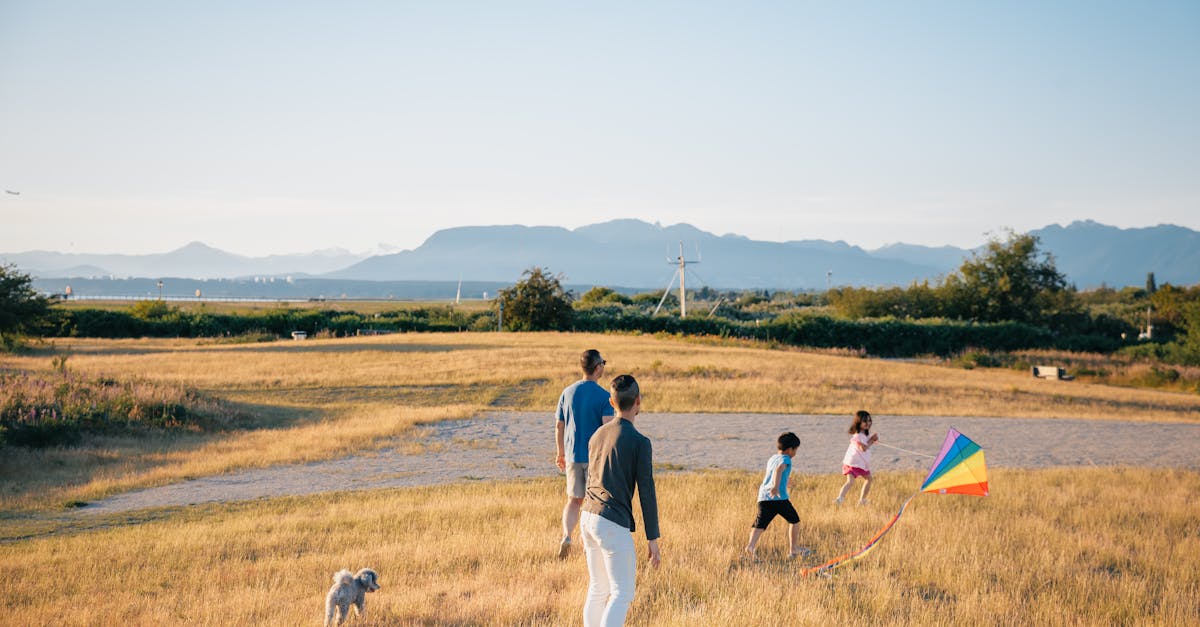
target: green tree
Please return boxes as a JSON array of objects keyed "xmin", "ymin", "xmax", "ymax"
[
  {"xmin": 940, "ymin": 231, "xmax": 1074, "ymax": 324},
  {"xmin": 735, "ymin": 291, "xmax": 768, "ymax": 307},
  {"xmin": 1146, "ymin": 272, "xmax": 1157, "ymax": 295},
  {"xmin": 1179, "ymin": 301, "xmax": 1200, "ymax": 364},
  {"xmin": 0, "ymin": 265, "xmax": 55, "ymax": 347},
  {"xmin": 630, "ymin": 290, "xmax": 679, "ymax": 312},
  {"xmin": 579, "ymin": 286, "xmax": 631, "ymax": 305},
  {"xmin": 1150, "ymin": 284, "xmax": 1187, "ymax": 327},
  {"xmin": 495, "ymin": 267, "xmax": 574, "ymax": 331},
  {"xmin": 828, "ymin": 282, "xmax": 943, "ymax": 319},
  {"xmin": 130, "ymin": 299, "xmax": 176, "ymax": 320}
]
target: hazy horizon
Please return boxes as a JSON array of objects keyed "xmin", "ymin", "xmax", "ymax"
[
  {"xmin": 3, "ymin": 2, "xmax": 1197, "ymax": 256},
  {"xmin": 4, "ymin": 217, "xmax": 1194, "ymax": 259}
]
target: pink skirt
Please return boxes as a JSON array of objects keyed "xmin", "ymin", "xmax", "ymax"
[{"xmin": 842, "ymin": 464, "xmax": 871, "ymax": 478}]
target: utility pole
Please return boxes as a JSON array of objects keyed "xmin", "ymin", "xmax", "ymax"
[
  {"xmin": 157, "ymin": 280, "xmax": 164, "ymax": 301},
  {"xmin": 653, "ymin": 241, "xmax": 701, "ymax": 318},
  {"xmin": 673, "ymin": 241, "xmax": 699, "ymax": 317},
  {"xmin": 498, "ymin": 299, "xmax": 504, "ymax": 332},
  {"xmin": 678, "ymin": 242, "xmax": 687, "ymax": 317}
]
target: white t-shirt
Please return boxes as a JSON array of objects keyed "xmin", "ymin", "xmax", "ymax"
[{"xmin": 842, "ymin": 432, "xmax": 872, "ymax": 470}]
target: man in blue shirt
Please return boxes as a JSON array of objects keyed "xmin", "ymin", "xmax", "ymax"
[{"xmin": 555, "ymin": 349, "xmax": 613, "ymax": 558}]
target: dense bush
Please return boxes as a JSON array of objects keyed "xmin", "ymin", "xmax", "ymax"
[
  {"xmin": 570, "ymin": 308, "xmax": 1073, "ymax": 357},
  {"xmin": 43, "ymin": 277, "xmax": 1164, "ymax": 362},
  {"xmin": 48, "ymin": 302, "xmax": 1137, "ymax": 358},
  {"xmin": 57, "ymin": 306, "xmax": 488, "ymax": 339},
  {"xmin": 828, "ymin": 282, "xmax": 944, "ymax": 319},
  {"xmin": 578, "ymin": 286, "xmax": 632, "ymax": 305}
]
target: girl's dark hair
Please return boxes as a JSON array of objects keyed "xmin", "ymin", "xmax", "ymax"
[
  {"xmin": 777, "ymin": 431, "xmax": 800, "ymax": 451},
  {"xmin": 848, "ymin": 410, "xmax": 872, "ymax": 435}
]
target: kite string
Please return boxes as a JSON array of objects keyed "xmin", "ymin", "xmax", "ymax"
[{"xmin": 873, "ymin": 441, "xmax": 936, "ymax": 458}]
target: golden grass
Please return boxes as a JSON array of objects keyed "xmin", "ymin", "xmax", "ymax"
[
  {"xmin": 20, "ymin": 332, "xmax": 1200, "ymax": 420},
  {"xmin": 3, "ymin": 332, "xmax": 1198, "ymax": 512},
  {"xmin": 3, "ymin": 334, "xmax": 1198, "ymax": 623},
  {"xmin": 2, "ymin": 468, "xmax": 1197, "ymax": 625}
]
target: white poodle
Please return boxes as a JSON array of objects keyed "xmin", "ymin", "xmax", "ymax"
[{"xmin": 324, "ymin": 568, "xmax": 381, "ymax": 626}]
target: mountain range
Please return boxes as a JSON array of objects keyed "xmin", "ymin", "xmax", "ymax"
[
  {"xmin": 7, "ymin": 220, "xmax": 1199, "ymax": 293},
  {"xmin": 4, "ymin": 242, "xmax": 368, "ymax": 280}
]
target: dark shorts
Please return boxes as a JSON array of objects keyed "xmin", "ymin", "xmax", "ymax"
[{"xmin": 752, "ymin": 499, "xmax": 799, "ymax": 529}]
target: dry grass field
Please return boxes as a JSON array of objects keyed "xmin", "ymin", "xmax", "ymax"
[
  {"xmin": 3, "ymin": 332, "xmax": 1199, "ymax": 513},
  {"xmin": 13, "ymin": 333, "xmax": 1200, "ymax": 420},
  {"xmin": 2, "ymin": 469, "xmax": 1197, "ymax": 625},
  {"xmin": 2, "ymin": 332, "xmax": 1199, "ymax": 625}
]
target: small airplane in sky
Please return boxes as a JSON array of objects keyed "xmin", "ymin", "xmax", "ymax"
[{"xmin": 4, "ymin": 190, "xmax": 19, "ymax": 195}]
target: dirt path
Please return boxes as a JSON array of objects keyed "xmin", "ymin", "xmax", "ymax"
[{"xmin": 79, "ymin": 412, "xmax": 1200, "ymax": 516}]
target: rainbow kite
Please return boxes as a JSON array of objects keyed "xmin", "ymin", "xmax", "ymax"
[
  {"xmin": 921, "ymin": 428, "xmax": 989, "ymax": 497},
  {"xmin": 801, "ymin": 428, "xmax": 988, "ymax": 577}
]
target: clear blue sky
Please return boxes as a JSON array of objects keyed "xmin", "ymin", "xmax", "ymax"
[{"xmin": 2, "ymin": 1, "xmax": 1197, "ymax": 255}]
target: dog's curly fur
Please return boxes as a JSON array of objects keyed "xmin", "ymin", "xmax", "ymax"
[{"xmin": 324, "ymin": 568, "xmax": 381, "ymax": 626}]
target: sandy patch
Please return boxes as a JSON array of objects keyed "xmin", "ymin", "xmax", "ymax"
[{"xmin": 79, "ymin": 412, "xmax": 1200, "ymax": 516}]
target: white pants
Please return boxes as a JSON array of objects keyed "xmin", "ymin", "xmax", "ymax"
[{"xmin": 580, "ymin": 511, "xmax": 636, "ymax": 627}]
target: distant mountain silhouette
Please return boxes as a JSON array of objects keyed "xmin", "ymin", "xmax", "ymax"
[
  {"xmin": 1028, "ymin": 221, "xmax": 1200, "ymax": 288},
  {"xmin": 7, "ymin": 219, "xmax": 1199, "ymax": 290},
  {"xmin": 2, "ymin": 242, "xmax": 365, "ymax": 279},
  {"xmin": 863, "ymin": 221, "xmax": 1200, "ymax": 288},
  {"xmin": 329, "ymin": 220, "xmax": 943, "ymax": 289},
  {"xmin": 867, "ymin": 243, "xmax": 973, "ymax": 275},
  {"xmin": 334, "ymin": 219, "xmax": 1200, "ymax": 289}
]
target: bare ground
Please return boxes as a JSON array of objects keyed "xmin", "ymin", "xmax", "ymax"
[{"xmin": 78, "ymin": 412, "xmax": 1200, "ymax": 516}]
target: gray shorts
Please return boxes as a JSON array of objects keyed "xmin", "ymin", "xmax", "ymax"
[{"xmin": 565, "ymin": 462, "xmax": 588, "ymax": 499}]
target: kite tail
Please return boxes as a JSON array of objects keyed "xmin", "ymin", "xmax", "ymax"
[{"xmin": 800, "ymin": 491, "xmax": 920, "ymax": 577}]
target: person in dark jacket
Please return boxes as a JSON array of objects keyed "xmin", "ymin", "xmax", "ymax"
[{"xmin": 579, "ymin": 374, "xmax": 660, "ymax": 627}]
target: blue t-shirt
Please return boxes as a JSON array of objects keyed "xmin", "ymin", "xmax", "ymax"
[
  {"xmin": 757, "ymin": 453, "xmax": 792, "ymax": 501},
  {"xmin": 556, "ymin": 379, "xmax": 615, "ymax": 463}
]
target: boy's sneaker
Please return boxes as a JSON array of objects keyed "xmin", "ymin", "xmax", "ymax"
[
  {"xmin": 833, "ymin": 497, "xmax": 844, "ymax": 506},
  {"xmin": 858, "ymin": 499, "xmax": 869, "ymax": 506},
  {"xmin": 557, "ymin": 537, "xmax": 571, "ymax": 559}
]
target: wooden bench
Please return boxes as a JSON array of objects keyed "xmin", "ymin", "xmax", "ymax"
[
  {"xmin": 1032, "ymin": 365, "xmax": 1072, "ymax": 380},
  {"xmin": 355, "ymin": 329, "xmax": 395, "ymax": 336}
]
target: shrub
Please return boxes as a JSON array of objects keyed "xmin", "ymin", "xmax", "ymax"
[
  {"xmin": 129, "ymin": 300, "xmax": 176, "ymax": 320},
  {"xmin": 579, "ymin": 286, "xmax": 631, "ymax": 305},
  {"xmin": 0, "ymin": 369, "xmax": 250, "ymax": 448}
]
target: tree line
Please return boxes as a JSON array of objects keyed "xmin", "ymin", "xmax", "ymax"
[{"xmin": 3, "ymin": 231, "xmax": 1199, "ymax": 363}]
